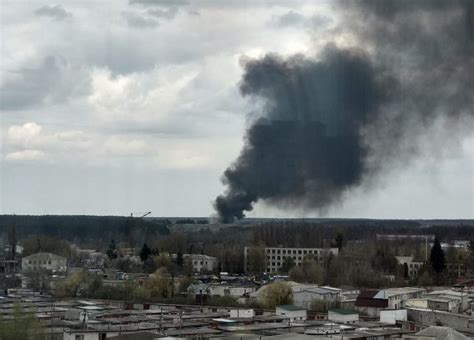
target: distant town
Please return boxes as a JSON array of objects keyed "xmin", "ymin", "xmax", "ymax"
[{"xmin": 0, "ymin": 215, "xmax": 473, "ymax": 339}]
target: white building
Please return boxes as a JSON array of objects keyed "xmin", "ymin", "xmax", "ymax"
[
  {"xmin": 244, "ymin": 246, "xmax": 338, "ymax": 273},
  {"xmin": 276, "ymin": 305, "xmax": 307, "ymax": 321},
  {"xmin": 328, "ymin": 309, "xmax": 359, "ymax": 324},
  {"xmin": 380, "ymin": 309, "xmax": 407, "ymax": 324},
  {"xmin": 395, "ymin": 256, "xmax": 425, "ymax": 278},
  {"xmin": 22, "ymin": 252, "xmax": 67, "ymax": 273},
  {"xmin": 293, "ymin": 286, "xmax": 342, "ymax": 309},
  {"xmin": 184, "ymin": 254, "xmax": 217, "ymax": 273},
  {"xmin": 230, "ymin": 308, "xmax": 255, "ymax": 319}
]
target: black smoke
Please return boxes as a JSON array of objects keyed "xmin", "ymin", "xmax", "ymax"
[{"xmin": 215, "ymin": 0, "xmax": 474, "ymax": 223}]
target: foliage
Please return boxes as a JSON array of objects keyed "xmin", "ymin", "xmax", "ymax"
[
  {"xmin": 289, "ymin": 255, "xmax": 323, "ymax": 284},
  {"xmin": 144, "ymin": 269, "xmax": 174, "ymax": 298},
  {"xmin": 0, "ymin": 215, "xmax": 170, "ymax": 248},
  {"xmin": 334, "ymin": 231, "xmax": 344, "ymax": 251},
  {"xmin": 261, "ymin": 282, "xmax": 293, "ymax": 309},
  {"xmin": 139, "ymin": 243, "xmax": 152, "ymax": 262},
  {"xmin": 0, "ymin": 302, "xmax": 44, "ymax": 339},
  {"xmin": 279, "ymin": 256, "xmax": 295, "ymax": 274},
  {"xmin": 106, "ymin": 239, "xmax": 118, "ymax": 260},
  {"xmin": 54, "ymin": 270, "xmax": 102, "ymax": 298},
  {"xmin": 246, "ymin": 246, "xmax": 266, "ymax": 274},
  {"xmin": 22, "ymin": 235, "xmax": 73, "ymax": 258},
  {"xmin": 430, "ymin": 237, "xmax": 446, "ymax": 274},
  {"xmin": 24, "ymin": 269, "xmax": 50, "ymax": 293}
]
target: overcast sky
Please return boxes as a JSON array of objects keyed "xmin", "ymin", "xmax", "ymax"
[{"xmin": 0, "ymin": 0, "xmax": 472, "ymax": 218}]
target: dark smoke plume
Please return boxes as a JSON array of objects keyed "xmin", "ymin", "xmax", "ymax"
[{"xmin": 215, "ymin": 0, "xmax": 474, "ymax": 223}]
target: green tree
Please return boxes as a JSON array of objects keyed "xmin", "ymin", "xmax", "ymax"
[
  {"xmin": 279, "ymin": 257, "xmax": 295, "ymax": 274},
  {"xmin": 0, "ymin": 302, "xmax": 43, "ymax": 339},
  {"xmin": 24, "ymin": 268, "xmax": 50, "ymax": 294},
  {"xmin": 261, "ymin": 282, "xmax": 293, "ymax": 309},
  {"xmin": 176, "ymin": 250, "xmax": 184, "ymax": 267},
  {"xmin": 335, "ymin": 231, "xmax": 344, "ymax": 251},
  {"xmin": 430, "ymin": 237, "xmax": 446, "ymax": 274},
  {"xmin": 139, "ymin": 243, "xmax": 152, "ymax": 262},
  {"xmin": 246, "ymin": 246, "xmax": 266, "ymax": 275},
  {"xmin": 106, "ymin": 239, "xmax": 118, "ymax": 260}
]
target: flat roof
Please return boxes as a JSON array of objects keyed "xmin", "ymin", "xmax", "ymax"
[{"xmin": 277, "ymin": 304, "xmax": 306, "ymax": 311}]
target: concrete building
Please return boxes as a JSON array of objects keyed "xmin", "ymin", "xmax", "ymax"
[
  {"xmin": 293, "ymin": 286, "xmax": 342, "ymax": 309},
  {"xmin": 406, "ymin": 308, "xmax": 474, "ymax": 334},
  {"xmin": 276, "ymin": 304, "xmax": 307, "ymax": 321},
  {"xmin": 380, "ymin": 309, "xmax": 407, "ymax": 324},
  {"xmin": 328, "ymin": 309, "xmax": 359, "ymax": 324},
  {"xmin": 396, "ymin": 256, "xmax": 466, "ymax": 278},
  {"xmin": 184, "ymin": 254, "xmax": 217, "ymax": 273},
  {"xmin": 244, "ymin": 246, "xmax": 338, "ymax": 273},
  {"xmin": 355, "ymin": 287, "xmax": 425, "ymax": 317},
  {"xmin": 22, "ymin": 252, "xmax": 67, "ymax": 273},
  {"xmin": 230, "ymin": 308, "xmax": 255, "ymax": 319},
  {"xmin": 426, "ymin": 289, "xmax": 471, "ymax": 313},
  {"xmin": 395, "ymin": 256, "xmax": 425, "ymax": 278}
]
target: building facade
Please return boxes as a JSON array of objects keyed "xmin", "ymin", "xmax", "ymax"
[
  {"xmin": 184, "ymin": 254, "xmax": 217, "ymax": 273},
  {"xmin": 22, "ymin": 252, "xmax": 67, "ymax": 273},
  {"xmin": 244, "ymin": 246, "xmax": 338, "ymax": 273}
]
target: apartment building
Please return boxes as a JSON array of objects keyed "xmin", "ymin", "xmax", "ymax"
[{"xmin": 244, "ymin": 246, "xmax": 338, "ymax": 273}]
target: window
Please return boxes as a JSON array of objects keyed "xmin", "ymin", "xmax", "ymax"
[
  {"xmin": 75, "ymin": 335, "xmax": 84, "ymax": 340},
  {"xmin": 298, "ymin": 250, "xmax": 302, "ymax": 254},
  {"xmin": 48, "ymin": 261, "xmax": 51, "ymax": 265}
]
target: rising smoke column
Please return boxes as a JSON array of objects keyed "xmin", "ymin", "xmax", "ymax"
[{"xmin": 215, "ymin": 0, "xmax": 474, "ymax": 223}]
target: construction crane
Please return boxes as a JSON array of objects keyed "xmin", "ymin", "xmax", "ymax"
[
  {"xmin": 130, "ymin": 211, "xmax": 151, "ymax": 218},
  {"xmin": 127, "ymin": 212, "xmax": 151, "ymax": 247}
]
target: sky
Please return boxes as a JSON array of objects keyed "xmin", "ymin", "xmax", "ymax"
[{"xmin": 0, "ymin": 0, "xmax": 473, "ymax": 218}]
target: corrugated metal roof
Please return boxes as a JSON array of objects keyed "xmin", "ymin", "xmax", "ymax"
[{"xmin": 415, "ymin": 326, "xmax": 469, "ymax": 340}]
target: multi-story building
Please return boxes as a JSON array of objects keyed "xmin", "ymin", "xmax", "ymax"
[
  {"xmin": 184, "ymin": 254, "xmax": 218, "ymax": 273},
  {"xmin": 395, "ymin": 256, "xmax": 466, "ymax": 278},
  {"xmin": 22, "ymin": 252, "xmax": 67, "ymax": 273},
  {"xmin": 244, "ymin": 246, "xmax": 338, "ymax": 273}
]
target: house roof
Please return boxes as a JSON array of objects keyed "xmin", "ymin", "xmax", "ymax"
[
  {"xmin": 22, "ymin": 252, "xmax": 66, "ymax": 261},
  {"xmin": 328, "ymin": 308, "xmax": 358, "ymax": 315},
  {"xmin": 355, "ymin": 290, "xmax": 388, "ymax": 308},
  {"xmin": 277, "ymin": 304, "xmax": 306, "ymax": 311},
  {"xmin": 107, "ymin": 332, "xmax": 160, "ymax": 340},
  {"xmin": 303, "ymin": 287, "xmax": 341, "ymax": 295},
  {"xmin": 415, "ymin": 326, "xmax": 469, "ymax": 340}
]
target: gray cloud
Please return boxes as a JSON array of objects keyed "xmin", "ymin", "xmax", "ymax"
[
  {"xmin": 123, "ymin": 11, "xmax": 160, "ymax": 28},
  {"xmin": 130, "ymin": 0, "xmax": 189, "ymax": 21},
  {"xmin": 270, "ymin": 10, "xmax": 332, "ymax": 31},
  {"xmin": 1, "ymin": 56, "xmax": 89, "ymax": 111},
  {"xmin": 130, "ymin": 0, "xmax": 188, "ymax": 7},
  {"xmin": 272, "ymin": 11, "xmax": 306, "ymax": 27},
  {"xmin": 34, "ymin": 4, "xmax": 72, "ymax": 21}
]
